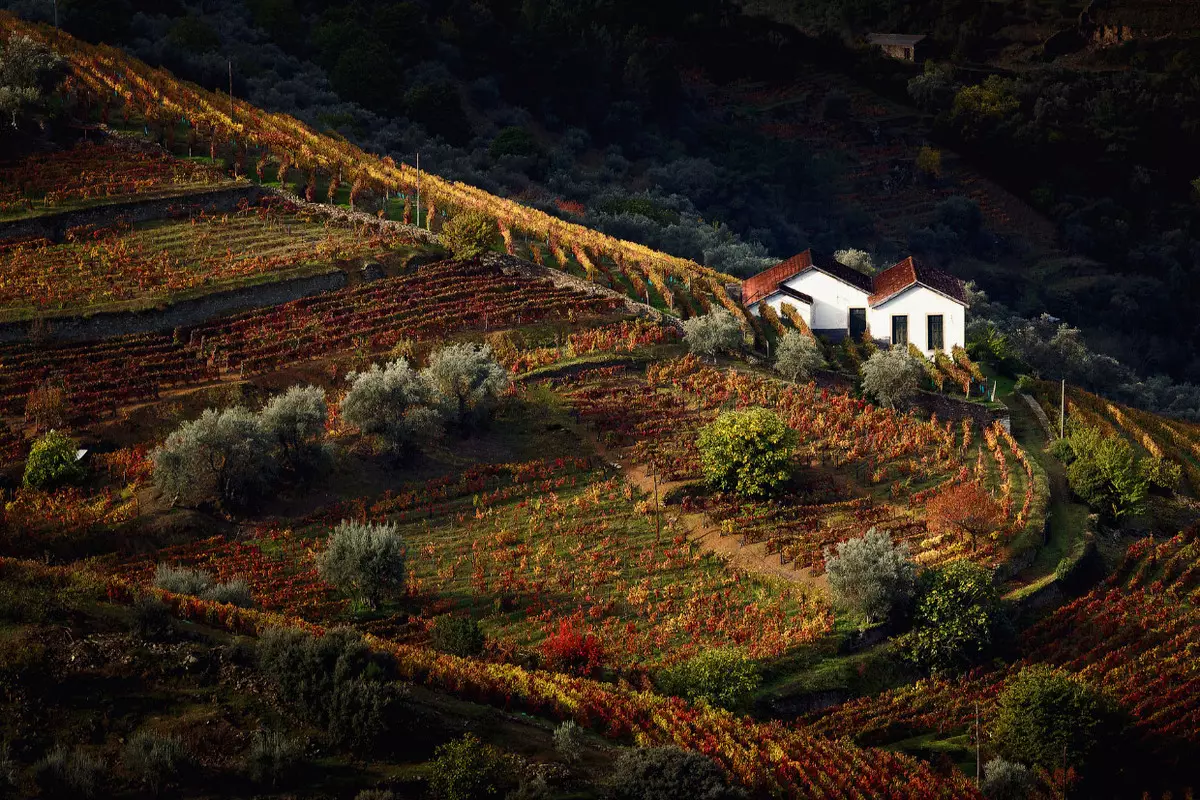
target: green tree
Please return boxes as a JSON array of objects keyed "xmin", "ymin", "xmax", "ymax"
[
  {"xmin": 897, "ymin": 560, "xmax": 1008, "ymax": 674},
  {"xmin": 23, "ymin": 430, "xmax": 85, "ymax": 489},
  {"xmin": 682, "ymin": 310, "xmax": 742, "ymax": 361},
  {"xmin": 150, "ymin": 406, "xmax": 275, "ymax": 509},
  {"xmin": 951, "ymin": 76, "xmax": 1019, "ymax": 139},
  {"xmin": 421, "ymin": 342, "xmax": 509, "ymax": 428},
  {"xmin": 980, "ymin": 757, "xmax": 1035, "ymax": 800},
  {"xmin": 696, "ymin": 408, "xmax": 797, "ymax": 497},
  {"xmin": 317, "ymin": 520, "xmax": 407, "ymax": 609},
  {"xmin": 340, "ymin": 359, "xmax": 442, "ymax": 456},
  {"xmin": 991, "ymin": 666, "xmax": 1122, "ymax": 773},
  {"xmin": 259, "ymin": 385, "xmax": 328, "ymax": 471},
  {"xmin": 428, "ymin": 615, "xmax": 486, "ymax": 657},
  {"xmin": 825, "ymin": 528, "xmax": 916, "ymax": 625},
  {"xmin": 860, "ymin": 346, "xmax": 924, "ymax": 408},
  {"xmin": 656, "ymin": 649, "xmax": 760, "ymax": 710},
  {"xmin": 489, "ymin": 126, "xmax": 540, "ymax": 160},
  {"xmin": 428, "ymin": 734, "xmax": 516, "ymax": 800},
  {"xmin": 773, "ymin": 330, "xmax": 825, "ymax": 382},
  {"xmin": 0, "ymin": 34, "xmax": 63, "ymax": 130},
  {"xmin": 605, "ymin": 747, "xmax": 746, "ymax": 800},
  {"xmin": 440, "ymin": 211, "xmax": 499, "ymax": 259},
  {"xmin": 1063, "ymin": 425, "xmax": 1150, "ymax": 520}
]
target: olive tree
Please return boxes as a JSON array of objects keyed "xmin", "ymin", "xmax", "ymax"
[
  {"xmin": 0, "ymin": 34, "xmax": 63, "ymax": 130},
  {"xmin": 825, "ymin": 528, "xmax": 916, "ymax": 625},
  {"xmin": 605, "ymin": 747, "xmax": 745, "ymax": 800},
  {"xmin": 682, "ymin": 310, "xmax": 742, "ymax": 361},
  {"xmin": 834, "ymin": 248, "xmax": 875, "ymax": 275},
  {"xmin": 980, "ymin": 758, "xmax": 1035, "ymax": 800},
  {"xmin": 773, "ymin": 331, "xmax": 825, "ymax": 382},
  {"xmin": 151, "ymin": 406, "xmax": 275, "ymax": 509},
  {"xmin": 860, "ymin": 346, "xmax": 924, "ymax": 408},
  {"xmin": 317, "ymin": 520, "xmax": 407, "ymax": 609},
  {"xmin": 260, "ymin": 385, "xmax": 328, "ymax": 470},
  {"xmin": 340, "ymin": 359, "xmax": 442, "ymax": 455},
  {"xmin": 421, "ymin": 342, "xmax": 509, "ymax": 428}
]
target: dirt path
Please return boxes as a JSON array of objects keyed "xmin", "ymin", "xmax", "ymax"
[{"xmin": 583, "ymin": 430, "xmax": 827, "ymax": 589}]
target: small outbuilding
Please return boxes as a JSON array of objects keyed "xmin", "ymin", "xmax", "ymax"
[{"xmin": 867, "ymin": 33, "xmax": 926, "ymax": 63}]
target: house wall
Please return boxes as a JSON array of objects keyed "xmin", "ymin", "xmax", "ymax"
[
  {"xmin": 782, "ymin": 271, "xmax": 870, "ymax": 333},
  {"xmin": 753, "ymin": 292, "xmax": 812, "ymax": 328},
  {"xmin": 868, "ymin": 285, "xmax": 965, "ymax": 355}
]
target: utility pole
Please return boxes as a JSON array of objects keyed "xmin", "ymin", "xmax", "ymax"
[
  {"xmin": 415, "ymin": 151, "xmax": 421, "ymax": 231},
  {"xmin": 52, "ymin": 0, "xmax": 58, "ymax": 28},
  {"xmin": 228, "ymin": 60, "xmax": 234, "ymax": 122},
  {"xmin": 1060, "ymin": 378, "xmax": 1066, "ymax": 438}
]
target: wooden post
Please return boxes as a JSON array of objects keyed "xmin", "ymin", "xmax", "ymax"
[
  {"xmin": 1060, "ymin": 378, "xmax": 1066, "ymax": 438},
  {"xmin": 228, "ymin": 60, "xmax": 234, "ymax": 122},
  {"xmin": 653, "ymin": 469, "xmax": 661, "ymax": 544},
  {"xmin": 415, "ymin": 151, "xmax": 421, "ymax": 231},
  {"xmin": 975, "ymin": 701, "xmax": 981, "ymax": 788}
]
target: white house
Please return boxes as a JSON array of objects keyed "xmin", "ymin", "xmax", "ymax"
[{"xmin": 743, "ymin": 250, "xmax": 968, "ymax": 356}]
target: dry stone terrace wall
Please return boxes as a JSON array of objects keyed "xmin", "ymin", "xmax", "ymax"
[
  {"xmin": 0, "ymin": 183, "xmax": 264, "ymax": 243},
  {"xmin": 0, "ymin": 270, "xmax": 347, "ymax": 344}
]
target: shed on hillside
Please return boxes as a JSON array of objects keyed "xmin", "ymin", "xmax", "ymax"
[{"xmin": 867, "ymin": 33, "xmax": 926, "ymax": 62}]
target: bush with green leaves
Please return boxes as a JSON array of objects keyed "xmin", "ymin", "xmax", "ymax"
[
  {"xmin": 421, "ymin": 343, "xmax": 509, "ymax": 428},
  {"xmin": 245, "ymin": 728, "xmax": 304, "ymax": 787},
  {"xmin": 553, "ymin": 720, "xmax": 585, "ymax": 764},
  {"xmin": 151, "ymin": 406, "xmax": 275, "ymax": 509},
  {"xmin": 1062, "ymin": 425, "xmax": 1150, "ymax": 520},
  {"xmin": 152, "ymin": 564, "xmax": 213, "ymax": 596},
  {"xmin": 604, "ymin": 746, "xmax": 746, "ymax": 800},
  {"xmin": 980, "ymin": 757, "xmax": 1035, "ymax": 800},
  {"xmin": 825, "ymin": 528, "xmax": 916, "ymax": 625},
  {"xmin": 0, "ymin": 33, "xmax": 63, "ymax": 130},
  {"xmin": 317, "ymin": 520, "xmax": 407, "ymax": 609},
  {"xmin": 428, "ymin": 614, "xmax": 485, "ymax": 656},
  {"xmin": 697, "ymin": 408, "xmax": 797, "ymax": 497},
  {"xmin": 130, "ymin": 595, "xmax": 172, "ymax": 641},
  {"xmin": 200, "ymin": 578, "xmax": 254, "ymax": 608},
  {"xmin": 340, "ymin": 359, "xmax": 443, "ymax": 455},
  {"xmin": 259, "ymin": 385, "xmax": 328, "ymax": 470},
  {"xmin": 441, "ymin": 211, "xmax": 499, "ymax": 259},
  {"xmin": 682, "ymin": 310, "xmax": 743, "ymax": 360},
  {"xmin": 22, "ymin": 430, "xmax": 86, "ymax": 490},
  {"xmin": 428, "ymin": 733, "xmax": 517, "ymax": 800},
  {"xmin": 897, "ymin": 560, "xmax": 1008, "ymax": 674},
  {"xmin": 656, "ymin": 649, "xmax": 760, "ymax": 710},
  {"xmin": 32, "ymin": 746, "xmax": 105, "ymax": 799},
  {"xmin": 860, "ymin": 346, "xmax": 924, "ymax": 408},
  {"xmin": 991, "ymin": 666, "xmax": 1122, "ymax": 773},
  {"xmin": 256, "ymin": 627, "xmax": 403, "ymax": 751},
  {"xmin": 122, "ymin": 730, "xmax": 191, "ymax": 795},
  {"xmin": 773, "ymin": 331, "xmax": 825, "ymax": 382}
]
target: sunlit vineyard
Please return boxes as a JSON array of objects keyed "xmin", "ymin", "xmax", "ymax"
[
  {"xmin": 0, "ymin": 197, "xmax": 417, "ymax": 317},
  {"xmin": 0, "ymin": 139, "xmax": 228, "ymax": 216}
]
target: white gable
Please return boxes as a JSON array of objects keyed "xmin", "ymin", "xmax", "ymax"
[
  {"xmin": 784, "ymin": 270, "xmax": 869, "ymax": 331},
  {"xmin": 867, "ymin": 284, "xmax": 965, "ymax": 354}
]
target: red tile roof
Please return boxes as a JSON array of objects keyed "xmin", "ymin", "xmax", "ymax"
[
  {"xmin": 742, "ymin": 250, "xmax": 813, "ymax": 306},
  {"xmin": 869, "ymin": 256, "xmax": 968, "ymax": 306},
  {"xmin": 742, "ymin": 250, "xmax": 874, "ymax": 305}
]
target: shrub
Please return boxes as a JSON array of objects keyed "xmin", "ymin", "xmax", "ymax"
[
  {"xmin": 656, "ymin": 649, "xmax": 760, "ymax": 710},
  {"xmin": 0, "ymin": 742, "xmax": 17, "ymax": 799},
  {"xmin": 538, "ymin": 620, "xmax": 606, "ymax": 676},
  {"xmin": 696, "ymin": 408, "xmax": 797, "ymax": 497},
  {"xmin": 980, "ymin": 757, "xmax": 1035, "ymax": 800},
  {"xmin": 604, "ymin": 746, "xmax": 745, "ymax": 800},
  {"xmin": 122, "ymin": 730, "xmax": 190, "ymax": 795},
  {"xmin": 833, "ymin": 248, "xmax": 875, "ymax": 274},
  {"xmin": 151, "ymin": 406, "xmax": 275, "ymax": 509},
  {"xmin": 428, "ymin": 615, "xmax": 486, "ymax": 657},
  {"xmin": 355, "ymin": 791, "xmax": 395, "ymax": 800},
  {"xmin": 825, "ymin": 528, "xmax": 916, "ymax": 624},
  {"xmin": 130, "ymin": 595, "xmax": 172, "ymax": 641},
  {"xmin": 1064, "ymin": 425, "xmax": 1149, "ymax": 520},
  {"xmin": 860, "ymin": 347, "xmax": 924, "ymax": 408},
  {"xmin": 200, "ymin": 579, "xmax": 254, "ymax": 608},
  {"xmin": 259, "ymin": 385, "xmax": 328, "ymax": 470},
  {"xmin": 682, "ymin": 310, "xmax": 742, "ymax": 360},
  {"xmin": 325, "ymin": 676, "xmax": 403, "ymax": 751},
  {"xmin": 23, "ymin": 430, "xmax": 86, "ymax": 490},
  {"xmin": 245, "ymin": 728, "xmax": 303, "ymax": 787},
  {"xmin": 32, "ymin": 746, "xmax": 105, "ymax": 799},
  {"xmin": 991, "ymin": 666, "xmax": 1122, "ymax": 772},
  {"xmin": 421, "ymin": 343, "xmax": 509, "ymax": 428},
  {"xmin": 773, "ymin": 331, "xmax": 824, "ymax": 382},
  {"xmin": 441, "ymin": 211, "xmax": 499, "ymax": 259},
  {"xmin": 317, "ymin": 520, "xmax": 407, "ymax": 609},
  {"xmin": 553, "ymin": 721, "xmax": 585, "ymax": 764},
  {"xmin": 915, "ymin": 146, "xmax": 942, "ymax": 180},
  {"xmin": 340, "ymin": 359, "xmax": 443, "ymax": 456},
  {"xmin": 897, "ymin": 560, "xmax": 1008, "ymax": 674},
  {"xmin": 1142, "ymin": 455, "xmax": 1182, "ymax": 491},
  {"xmin": 152, "ymin": 564, "xmax": 213, "ymax": 596},
  {"xmin": 428, "ymin": 734, "xmax": 517, "ymax": 800}
]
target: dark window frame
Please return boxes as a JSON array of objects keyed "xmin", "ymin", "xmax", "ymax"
[
  {"xmin": 891, "ymin": 315, "xmax": 908, "ymax": 346},
  {"xmin": 927, "ymin": 314, "xmax": 944, "ymax": 351}
]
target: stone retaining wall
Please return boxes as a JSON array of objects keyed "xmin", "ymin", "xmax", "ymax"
[{"xmin": 0, "ymin": 183, "xmax": 264, "ymax": 243}]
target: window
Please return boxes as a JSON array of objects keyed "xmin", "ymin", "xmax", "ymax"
[
  {"xmin": 927, "ymin": 314, "xmax": 944, "ymax": 351},
  {"xmin": 891, "ymin": 315, "xmax": 908, "ymax": 346},
  {"xmin": 849, "ymin": 308, "xmax": 867, "ymax": 340}
]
